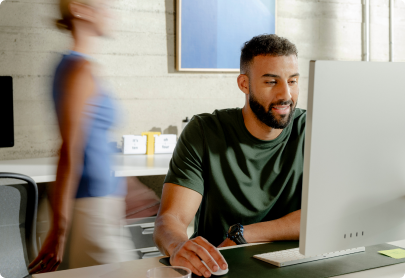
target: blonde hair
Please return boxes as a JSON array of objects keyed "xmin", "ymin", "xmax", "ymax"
[{"xmin": 55, "ymin": 0, "xmax": 95, "ymax": 30}]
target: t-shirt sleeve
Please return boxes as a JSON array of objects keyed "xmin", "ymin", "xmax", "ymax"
[{"xmin": 164, "ymin": 116, "xmax": 205, "ymax": 195}]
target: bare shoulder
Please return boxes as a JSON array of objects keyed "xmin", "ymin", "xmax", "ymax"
[
  {"xmin": 65, "ymin": 58, "xmax": 93, "ymax": 83},
  {"xmin": 62, "ymin": 58, "xmax": 95, "ymax": 100}
]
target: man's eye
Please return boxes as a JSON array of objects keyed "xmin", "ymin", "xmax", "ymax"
[
  {"xmin": 289, "ymin": 80, "xmax": 297, "ymax": 84},
  {"xmin": 266, "ymin": 81, "xmax": 277, "ymax": 84}
]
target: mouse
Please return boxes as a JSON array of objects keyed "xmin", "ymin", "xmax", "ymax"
[{"xmin": 201, "ymin": 260, "xmax": 229, "ymax": 276}]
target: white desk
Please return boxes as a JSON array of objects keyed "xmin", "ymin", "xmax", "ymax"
[
  {"xmin": 0, "ymin": 154, "xmax": 172, "ymax": 183},
  {"xmin": 3, "ymin": 156, "xmax": 405, "ymax": 277},
  {"xmin": 32, "ymin": 241, "xmax": 405, "ymax": 278}
]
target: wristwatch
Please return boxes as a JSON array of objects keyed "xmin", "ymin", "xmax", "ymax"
[{"xmin": 227, "ymin": 223, "xmax": 247, "ymax": 245}]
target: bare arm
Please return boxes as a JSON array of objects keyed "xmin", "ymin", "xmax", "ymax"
[
  {"xmin": 244, "ymin": 210, "xmax": 301, "ymax": 242},
  {"xmin": 29, "ymin": 60, "xmax": 95, "ymax": 274},
  {"xmin": 154, "ymin": 183, "xmax": 200, "ymax": 255},
  {"xmin": 154, "ymin": 183, "xmax": 228, "ymax": 277},
  {"xmin": 218, "ymin": 210, "xmax": 301, "ymax": 247}
]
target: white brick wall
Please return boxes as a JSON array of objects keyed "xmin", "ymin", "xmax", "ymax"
[{"xmin": 0, "ymin": 0, "xmax": 404, "ymax": 160}]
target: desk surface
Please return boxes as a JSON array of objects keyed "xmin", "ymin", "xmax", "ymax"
[
  {"xmin": 3, "ymin": 156, "xmax": 405, "ymax": 277},
  {"xmin": 0, "ymin": 154, "xmax": 172, "ymax": 183},
  {"xmin": 32, "ymin": 241, "xmax": 405, "ymax": 278}
]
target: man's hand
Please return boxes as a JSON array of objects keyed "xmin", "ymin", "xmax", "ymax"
[
  {"xmin": 154, "ymin": 184, "xmax": 228, "ymax": 276},
  {"xmin": 28, "ymin": 230, "xmax": 65, "ymax": 274},
  {"xmin": 170, "ymin": 236, "xmax": 228, "ymax": 277},
  {"xmin": 217, "ymin": 238, "xmax": 237, "ymax": 248}
]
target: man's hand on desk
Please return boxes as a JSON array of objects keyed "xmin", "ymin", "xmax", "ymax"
[{"xmin": 169, "ymin": 236, "xmax": 228, "ymax": 278}]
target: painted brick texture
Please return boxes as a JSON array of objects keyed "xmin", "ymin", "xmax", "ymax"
[{"xmin": 0, "ymin": 0, "xmax": 404, "ymax": 160}]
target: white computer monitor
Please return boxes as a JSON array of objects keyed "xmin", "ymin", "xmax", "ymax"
[{"xmin": 300, "ymin": 60, "xmax": 405, "ymax": 256}]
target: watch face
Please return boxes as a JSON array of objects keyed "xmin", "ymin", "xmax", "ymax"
[
  {"xmin": 229, "ymin": 225, "xmax": 239, "ymax": 235},
  {"xmin": 228, "ymin": 224, "xmax": 243, "ymax": 238},
  {"xmin": 227, "ymin": 224, "xmax": 246, "ymax": 244}
]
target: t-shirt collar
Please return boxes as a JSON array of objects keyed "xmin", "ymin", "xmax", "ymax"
[{"xmin": 237, "ymin": 108, "xmax": 292, "ymax": 148}]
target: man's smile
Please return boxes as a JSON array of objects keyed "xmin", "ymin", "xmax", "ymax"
[{"xmin": 272, "ymin": 105, "xmax": 291, "ymax": 115}]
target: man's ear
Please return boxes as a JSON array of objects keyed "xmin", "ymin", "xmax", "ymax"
[
  {"xmin": 237, "ymin": 74, "xmax": 250, "ymax": 96},
  {"xmin": 69, "ymin": 1, "xmax": 96, "ymax": 23}
]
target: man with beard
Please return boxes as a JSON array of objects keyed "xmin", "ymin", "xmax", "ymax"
[{"xmin": 154, "ymin": 34, "xmax": 304, "ymax": 277}]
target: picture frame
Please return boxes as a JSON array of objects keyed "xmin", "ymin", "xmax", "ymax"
[{"xmin": 176, "ymin": 0, "xmax": 277, "ymax": 72}]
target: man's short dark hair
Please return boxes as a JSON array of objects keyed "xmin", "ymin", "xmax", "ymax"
[{"xmin": 240, "ymin": 34, "xmax": 298, "ymax": 75}]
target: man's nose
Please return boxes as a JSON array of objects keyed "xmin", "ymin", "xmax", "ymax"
[{"xmin": 277, "ymin": 81, "xmax": 292, "ymax": 100}]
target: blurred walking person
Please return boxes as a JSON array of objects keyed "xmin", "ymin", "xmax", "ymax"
[{"xmin": 29, "ymin": 0, "xmax": 135, "ymax": 273}]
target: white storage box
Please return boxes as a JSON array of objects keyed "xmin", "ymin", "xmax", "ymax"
[
  {"xmin": 154, "ymin": 134, "xmax": 177, "ymax": 154},
  {"xmin": 122, "ymin": 135, "xmax": 147, "ymax": 154}
]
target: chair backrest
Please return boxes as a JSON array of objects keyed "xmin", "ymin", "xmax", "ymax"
[{"xmin": 0, "ymin": 173, "xmax": 38, "ymax": 278}]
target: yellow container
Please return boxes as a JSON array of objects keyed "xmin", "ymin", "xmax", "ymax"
[{"xmin": 141, "ymin": 132, "xmax": 162, "ymax": 155}]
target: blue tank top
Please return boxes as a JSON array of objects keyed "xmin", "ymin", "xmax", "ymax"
[{"xmin": 52, "ymin": 51, "xmax": 122, "ymax": 198}]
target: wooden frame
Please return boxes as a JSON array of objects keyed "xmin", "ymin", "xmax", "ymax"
[{"xmin": 176, "ymin": 0, "xmax": 278, "ymax": 72}]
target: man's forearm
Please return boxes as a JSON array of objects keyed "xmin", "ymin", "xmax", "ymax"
[
  {"xmin": 154, "ymin": 214, "xmax": 190, "ymax": 256},
  {"xmin": 243, "ymin": 210, "xmax": 301, "ymax": 243}
]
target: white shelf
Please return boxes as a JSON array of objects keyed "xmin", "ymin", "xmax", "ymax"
[
  {"xmin": 0, "ymin": 153, "xmax": 172, "ymax": 183},
  {"xmin": 112, "ymin": 154, "xmax": 171, "ymax": 177},
  {"xmin": 0, "ymin": 157, "xmax": 58, "ymax": 183}
]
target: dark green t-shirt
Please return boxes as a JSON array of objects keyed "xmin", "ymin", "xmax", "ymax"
[{"xmin": 164, "ymin": 108, "xmax": 306, "ymax": 246}]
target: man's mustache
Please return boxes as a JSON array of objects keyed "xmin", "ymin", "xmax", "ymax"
[{"xmin": 269, "ymin": 100, "xmax": 294, "ymax": 110}]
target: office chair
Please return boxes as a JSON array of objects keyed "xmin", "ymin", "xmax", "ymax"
[{"xmin": 0, "ymin": 173, "xmax": 38, "ymax": 278}]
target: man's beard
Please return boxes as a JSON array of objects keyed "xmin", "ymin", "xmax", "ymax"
[{"xmin": 249, "ymin": 85, "xmax": 296, "ymax": 129}]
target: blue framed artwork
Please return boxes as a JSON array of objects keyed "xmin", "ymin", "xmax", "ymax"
[{"xmin": 176, "ymin": 0, "xmax": 277, "ymax": 72}]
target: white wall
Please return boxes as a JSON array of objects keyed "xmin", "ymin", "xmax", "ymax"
[{"xmin": 0, "ymin": 0, "xmax": 404, "ymax": 160}]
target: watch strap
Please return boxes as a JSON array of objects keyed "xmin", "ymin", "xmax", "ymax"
[
  {"xmin": 227, "ymin": 223, "xmax": 247, "ymax": 245},
  {"xmin": 233, "ymin": 235, "xmax": 247, "ymax": 245}
]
